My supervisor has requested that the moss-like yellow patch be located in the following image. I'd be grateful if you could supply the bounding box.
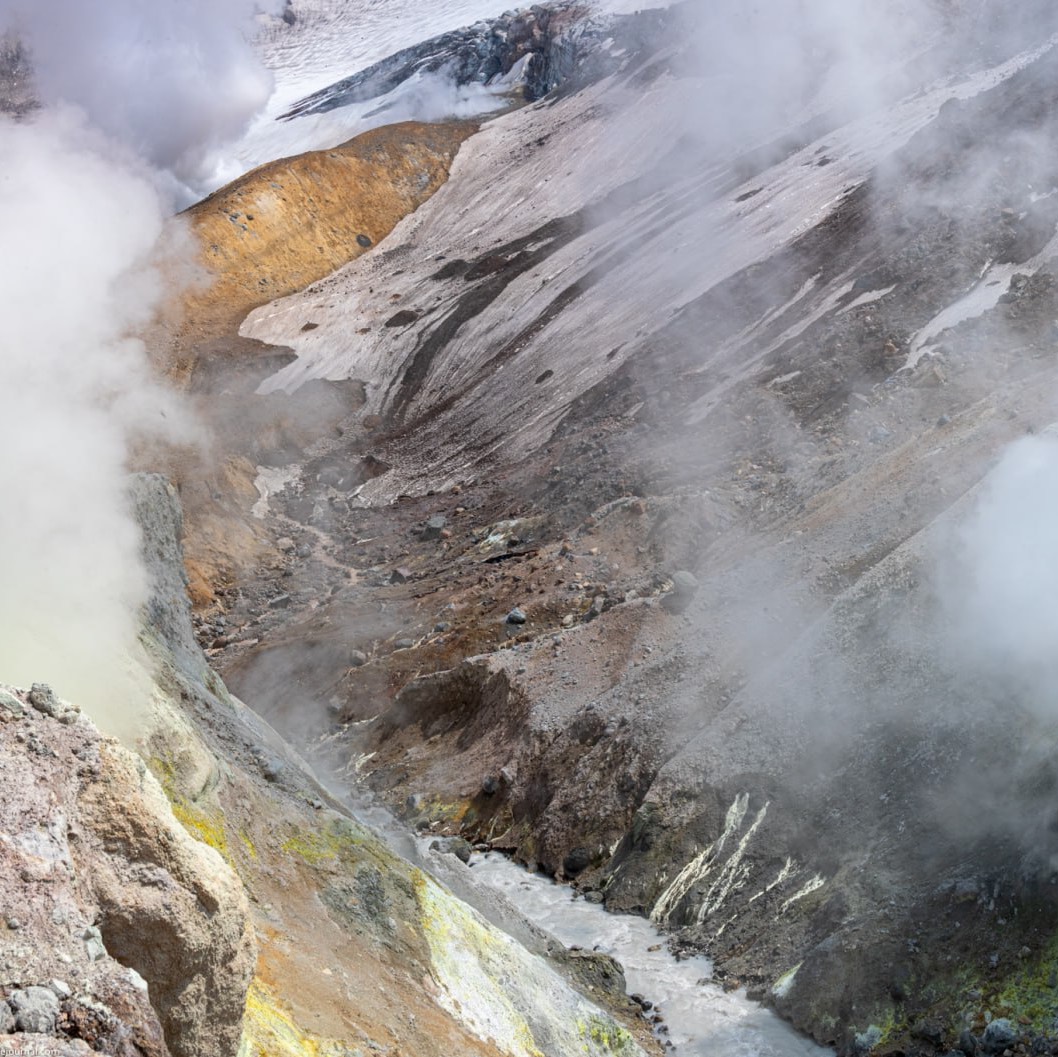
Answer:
[148,753,238,869]
[579,1014,637,1054]
[238,980,357,1057]
[171,800,234,866]
[281,819,365,866]
[991,931,1058,1031]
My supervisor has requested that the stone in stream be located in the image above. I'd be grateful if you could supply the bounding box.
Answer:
[430,836,473,864]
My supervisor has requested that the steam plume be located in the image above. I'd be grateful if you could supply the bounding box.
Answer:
[0,0,286,199]
[0,0,285,733]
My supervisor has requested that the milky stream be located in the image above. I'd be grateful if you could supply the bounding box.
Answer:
[469,853,832,1057]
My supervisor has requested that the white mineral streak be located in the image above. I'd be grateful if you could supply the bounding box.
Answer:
[780,875,827,915]
[693,801,770,924]
[650,793,773,925]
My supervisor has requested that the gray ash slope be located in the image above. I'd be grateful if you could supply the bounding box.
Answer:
[213,2,1058,1055]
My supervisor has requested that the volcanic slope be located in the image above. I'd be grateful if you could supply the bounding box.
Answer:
[173,3,1058,1056]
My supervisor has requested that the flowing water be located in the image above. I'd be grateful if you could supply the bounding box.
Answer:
[469,853,833,1057]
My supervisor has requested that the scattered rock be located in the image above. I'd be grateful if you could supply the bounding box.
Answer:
[584,891,605,904]
[261,758,286,783]
[0,689,24,716]
[47,979,72,1000]
[83,926,107,962]
[422,516,448,540]
[911,1018,945,1047]
[385,309,420,328]
[348,649,368,668]
[9,985,60,1033]
[28,683,62,717]
[982,1019,1018,1053]
[395,638,416,650]
[670,571,699,597]
[277,537,296,553]
[506,608,528,625]
[268,594,292,609]
[390,567,413,584]
[356,233,373,248]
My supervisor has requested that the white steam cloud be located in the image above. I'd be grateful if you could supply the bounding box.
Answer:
[0,1,284,734]
[682,0,945,152]
[0,0,285,198]
[940,433,1058,720]
[0,108,194,736]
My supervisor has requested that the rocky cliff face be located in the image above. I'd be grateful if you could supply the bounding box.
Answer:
[0,682,252,1057]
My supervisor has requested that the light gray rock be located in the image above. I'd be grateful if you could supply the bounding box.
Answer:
[9,985,60,1033]
[0,690,24,716]
[83,925,107,962]
[28,683,61,718]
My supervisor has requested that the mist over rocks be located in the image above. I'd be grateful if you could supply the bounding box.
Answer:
[12,0,1058,1055]
[0,0,289,198]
